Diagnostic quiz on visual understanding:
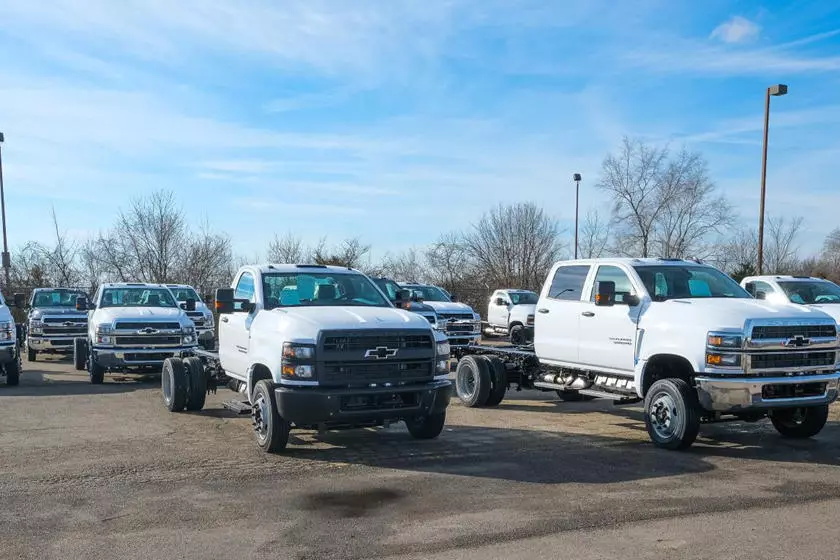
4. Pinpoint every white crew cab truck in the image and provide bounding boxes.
[453,258,840,450]
[741,276,840,323]
[160,264,452,453]
[486,289,537,344]
[74,283,198,384]
[0,292,23,386]
[23,287,88,361]
[166,284,215,341]
[399,282,481,348]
